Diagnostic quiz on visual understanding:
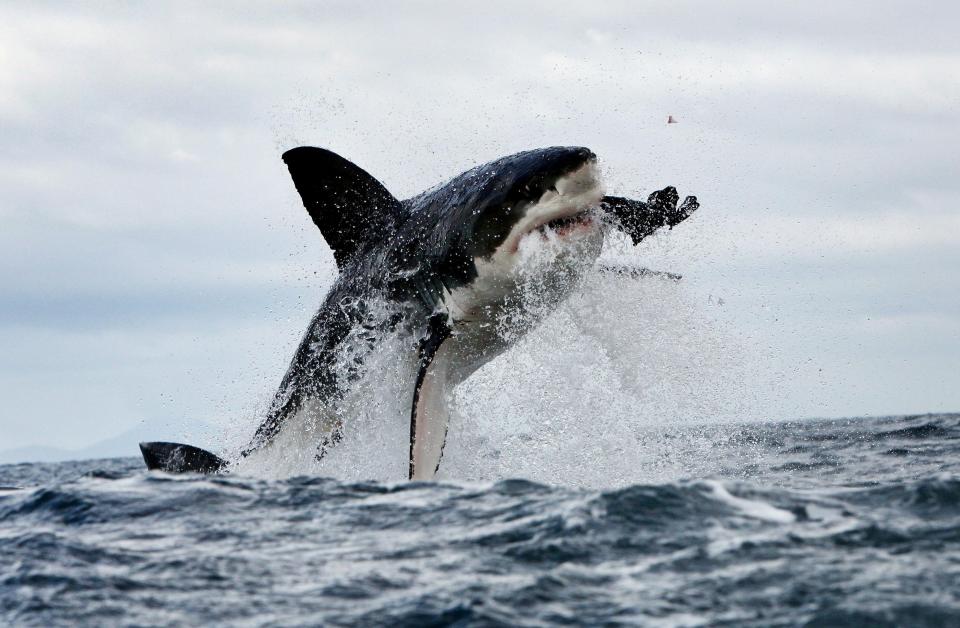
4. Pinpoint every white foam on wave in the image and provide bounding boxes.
[701,480,796,524]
